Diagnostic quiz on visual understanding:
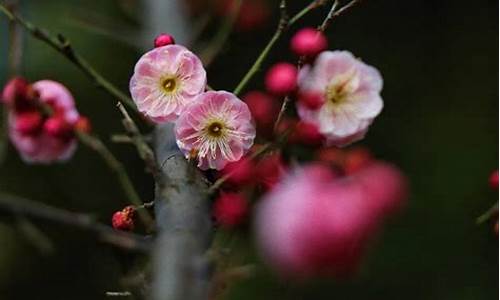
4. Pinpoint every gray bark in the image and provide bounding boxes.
[151,123,213,300]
